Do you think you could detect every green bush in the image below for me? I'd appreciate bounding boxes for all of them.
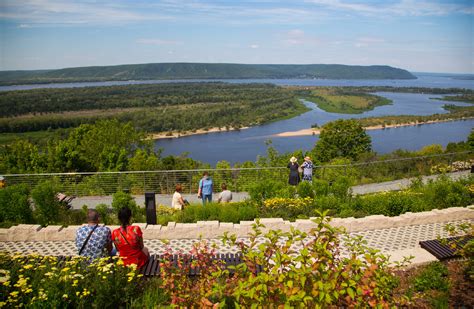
[95,204,113,225]
[31,181,62,226]
[413,261,449,292]
[176,201,258,224]
[111,191,138,215]
[330,176,353,199]
[154,214,408,307]
[0,184,33,226]
[248,180,286,203]
[313,179,330,196]
[297,181,315,198]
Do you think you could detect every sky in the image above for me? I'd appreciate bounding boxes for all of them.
[0,0,473,74]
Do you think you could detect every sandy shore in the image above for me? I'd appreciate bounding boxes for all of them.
[274,118,472,137]
[148,126,250,140]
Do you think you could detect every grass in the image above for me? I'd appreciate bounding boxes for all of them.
[302,87,392,114]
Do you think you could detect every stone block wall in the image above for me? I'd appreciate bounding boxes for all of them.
[0,206,473,242]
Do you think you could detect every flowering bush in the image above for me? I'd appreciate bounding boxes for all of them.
[262,197,314,219]
[0,254,142,308]
[153,213,409,307]
[430,160,474,174]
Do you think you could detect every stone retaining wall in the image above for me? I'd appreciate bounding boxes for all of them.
[1,207,473,242]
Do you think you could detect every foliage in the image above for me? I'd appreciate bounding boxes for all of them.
[262,197,314,219]
[411,261,450,308]
[0,184,33,226]
[31,181,62,226]
[314,119,372,162]
[247,179,286,204]
[302,87,392,114]
[0,63,415,86]
[176,201,258,224]
[0,254,142,308]
[111,191,139,218]
[444,222,474,282]
[0,83,308,136]
[413,261,449,293]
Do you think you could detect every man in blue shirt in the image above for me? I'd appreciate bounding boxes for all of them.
[76,209,113,260]
[197,171,213,204]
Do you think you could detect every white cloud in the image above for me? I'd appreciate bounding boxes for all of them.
[306,0,474,16]
[250,44,259,49]
[136,38,182,45]
[0,0,170,25]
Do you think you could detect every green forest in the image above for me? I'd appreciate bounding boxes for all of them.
[0,83,309,134]
[0,63,416,85]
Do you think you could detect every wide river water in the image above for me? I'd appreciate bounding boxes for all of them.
[1,73,472,165]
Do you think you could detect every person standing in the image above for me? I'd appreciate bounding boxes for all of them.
[287,156,300,186]
[301,156,314,182]
[197,171,213,204]
[112,207,149,268]
[76,209,113,260]
[217,183,233,203]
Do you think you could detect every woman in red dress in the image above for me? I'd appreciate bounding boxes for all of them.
[112,207,149,268]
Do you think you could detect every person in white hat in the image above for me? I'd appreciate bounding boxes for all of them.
[301,156,314,182]
[287,156,300,186]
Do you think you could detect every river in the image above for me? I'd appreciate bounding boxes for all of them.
[1,73,472,165]
[155,96,474,165]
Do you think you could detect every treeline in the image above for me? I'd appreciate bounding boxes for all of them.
[289,85,474,95]
[0,63,416,85]
[0,120,205,174]
[0,83,308,133]
[355,105,474,127]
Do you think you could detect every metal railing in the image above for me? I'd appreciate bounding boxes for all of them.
[3,152,472,196]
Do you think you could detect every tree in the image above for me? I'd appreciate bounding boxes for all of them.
[468,128,474,151]
[314,119,371,162]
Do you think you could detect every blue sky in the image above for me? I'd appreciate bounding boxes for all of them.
[0,0,472,73]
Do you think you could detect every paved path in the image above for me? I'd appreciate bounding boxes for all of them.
[1,219,471,265]
[70,170,471,209]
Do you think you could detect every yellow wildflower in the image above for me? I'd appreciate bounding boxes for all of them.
[9,291,19,298]
[23,264,33,270]
[62,294,68,299]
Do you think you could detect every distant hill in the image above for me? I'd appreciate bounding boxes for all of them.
[0,63,416,85]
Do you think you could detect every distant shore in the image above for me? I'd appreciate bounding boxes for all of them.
[274,118,473,137]
[148,126,250,140]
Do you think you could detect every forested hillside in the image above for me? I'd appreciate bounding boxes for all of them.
[0,63,416,85]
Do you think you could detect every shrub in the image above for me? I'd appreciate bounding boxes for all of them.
[111,191,139,216]
[313,179,330,196]
[157,214,407,307]
[413,261,449,293]
[31,181,62,226]
[0,184,33,226]
[95,204,113,225]
[297,181,315,198]
[175,201,258,224]
[330,176,353,199]
[248,180,286,203]
[262,197,314,220]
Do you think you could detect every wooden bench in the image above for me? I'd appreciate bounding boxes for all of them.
[141,253,262,277]
[419,235,473,260]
